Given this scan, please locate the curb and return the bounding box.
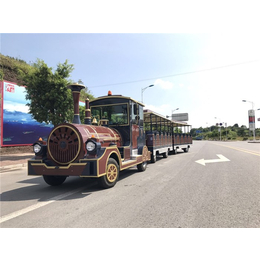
[0,153,33,172]
[0,163,27,172]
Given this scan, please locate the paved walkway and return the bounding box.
[0,153,34,171]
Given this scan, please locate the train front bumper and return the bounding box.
[28,159,98,177]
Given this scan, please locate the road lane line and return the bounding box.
[0,186,88,224]
[212,143,260,156]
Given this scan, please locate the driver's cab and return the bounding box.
[91,103,128,126]
[89,92,145,160]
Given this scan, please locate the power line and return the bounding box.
[88,59,260,88]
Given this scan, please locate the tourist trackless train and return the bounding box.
[28,84,192,188]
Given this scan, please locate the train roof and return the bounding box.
[144,109,191,127]
[90,92,144,107]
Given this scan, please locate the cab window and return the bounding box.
[91,104,128,126]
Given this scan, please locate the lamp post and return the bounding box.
[141,85,154,103]
[171,108,179,120]
[242,100,255,141]
[215,117,223,141]
[242,100,254,109]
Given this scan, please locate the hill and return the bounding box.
[0,54,31,85]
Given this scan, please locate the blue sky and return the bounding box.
[1,33,260,128]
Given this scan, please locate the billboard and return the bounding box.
[0,80,53,146]
[248,109,255,131]
[171,113,189,121]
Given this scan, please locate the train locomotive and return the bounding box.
[28,83,192,188]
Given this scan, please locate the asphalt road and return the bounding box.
[1,141,259,228]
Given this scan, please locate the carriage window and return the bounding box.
[91,104,128,126]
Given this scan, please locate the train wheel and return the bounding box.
[98,158,119,189]
[183,147,189,153]
[137,161,147,172]
[151,154,156,163]
[162,150,169,158]
[43,175,67,186]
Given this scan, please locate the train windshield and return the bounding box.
[91,104,128,126]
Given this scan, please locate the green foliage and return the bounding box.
[0,54,32,84]
[192,124,260,141]
[1,54,96,126]
[0,69,3,80]
[227,130,237,140]
[174,127,183,133]
[21,59,75,126]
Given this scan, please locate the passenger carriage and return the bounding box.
[144,109,192,163]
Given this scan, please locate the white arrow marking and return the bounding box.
[195,154,230,166]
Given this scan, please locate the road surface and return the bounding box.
[1,141,259,228]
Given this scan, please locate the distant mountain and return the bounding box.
[3,109,53,127]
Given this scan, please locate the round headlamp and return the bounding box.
[86,141,96,152]
[33,143,42,154]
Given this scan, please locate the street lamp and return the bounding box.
[171,108,179,120]
[242,100,256,141]
[214,117,224,141]
[141,85,154,103]
[242,100,254,109]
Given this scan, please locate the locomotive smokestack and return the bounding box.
[67,83,85,124]
[84,98,91,125]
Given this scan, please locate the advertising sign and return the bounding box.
[248,109,255,131]
[172,113,189,121]
[1,80,53,146]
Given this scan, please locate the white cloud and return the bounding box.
[144,103,172,118]
[154,79,174,90]
[4,101,29,113]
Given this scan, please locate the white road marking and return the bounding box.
[195,154,230,166]
[0,186,89,224]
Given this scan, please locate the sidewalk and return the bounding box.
[0,153,34,171]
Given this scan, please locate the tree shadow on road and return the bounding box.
[1,155,174,203]
[0,165,145,203]
[0,176,100,203]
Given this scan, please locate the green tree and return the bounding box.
[20,59,74,126]
[0,69,3,81]
[227,130,237,140]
